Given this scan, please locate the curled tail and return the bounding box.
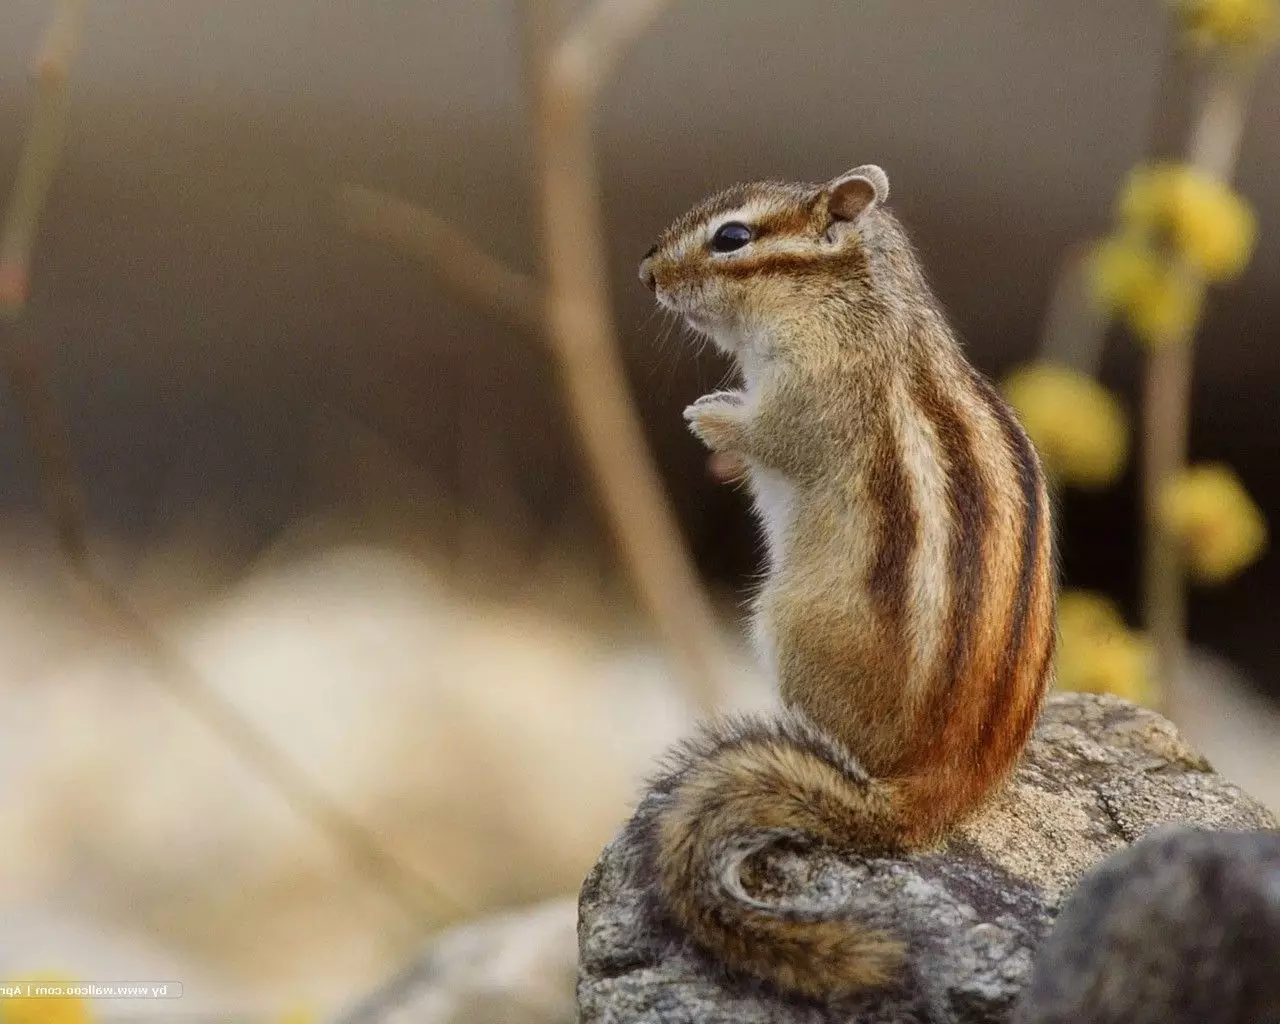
[632,712,909,1001]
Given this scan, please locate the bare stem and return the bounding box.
[338,184,545,331]
[5,325,87,560]
[343,1,735,709]
[1032,20,1186,379]
[71,573,468,933]
[0,0,87,312]
[0,2,461,930]
[1141,282,1200,714]
[1142,62,1252,715]
[1,0,91,553]
[522,0,736,710]
[1035,242,1109,375]
[552,0,674,99]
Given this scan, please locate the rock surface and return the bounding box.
[576,693,1278,1024]
[333,899,577,1024]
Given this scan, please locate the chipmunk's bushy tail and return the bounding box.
[630,712,907,1001]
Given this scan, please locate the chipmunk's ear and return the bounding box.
[825,165,889,224]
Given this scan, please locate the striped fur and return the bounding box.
[625,713,904,1001]
[636,167,1057,998]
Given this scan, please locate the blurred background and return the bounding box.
[0,0,1276,1020]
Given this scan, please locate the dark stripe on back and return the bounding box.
[908,363,989,733]
[864,416,918,641]
[1008,615,1056,754]
[966,365,1049,748]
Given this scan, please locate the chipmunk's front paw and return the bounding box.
[683,391,750,452]
[686,390,745,411]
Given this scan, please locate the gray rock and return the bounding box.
[333,899,577,1024]
[1013,826,1280,1024]
[576,693,1278,1024]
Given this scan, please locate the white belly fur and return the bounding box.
[747,462,797,571]
[746,462,796,677]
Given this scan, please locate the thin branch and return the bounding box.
[337,184,545,331]
[6,326,87,560]
[552,0,674,102]
[1,1,462,931]
[0,0,87,313]
[520,0,571,72]
[1034,242,1109,375]
[1,0,91,559]
[71,573,469,933]
[1142,61,1254,715]
[523,0,738,710]
[1032,20,1187,376]
[346,0,736,709]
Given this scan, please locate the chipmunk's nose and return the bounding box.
[639,244,659,291]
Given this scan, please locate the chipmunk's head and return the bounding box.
[639,165,892,358]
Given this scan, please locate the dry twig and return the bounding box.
[1031,21,1187,379]
[1034,242,1110,376]
[551,0,674,98]
[345,0,738,710]
[339,184,544,330]
[1,0,92,559]
[524,0,736,710]
[0,0,85,310]
[1028,27,1259,717]
[1143,64,1252,710]
[72,576,468,932]
[2,0,460,934]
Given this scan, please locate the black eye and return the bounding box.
[710,222,753,253]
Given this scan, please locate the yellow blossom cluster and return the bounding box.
[1002,363,1129,488]
[1158,463,1268,582]
[1088,236,1201,346]
[1055,590,1155,706]
[1088,164,1257,346]
[1122,164,1258,281]
[0,977,90,1024]
[1171,0,1279,51]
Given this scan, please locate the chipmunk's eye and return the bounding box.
[710,222,753,253]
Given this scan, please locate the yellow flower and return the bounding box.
[1058,589,1126,638]
[1055,589,1156,706]
[1002,364,1129,488]
[278,1007,315,1024]
[1158,463,1268,583]
[1171,0,1279,50]
[1088,234,1163,309]
[0,976,91,1024]
[1123,266,1203,346]
[1087,234,1200,347]
[1120,163,1258,281]
[1174,184,1257,281]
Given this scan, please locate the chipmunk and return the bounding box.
[629,166,1057,1000]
